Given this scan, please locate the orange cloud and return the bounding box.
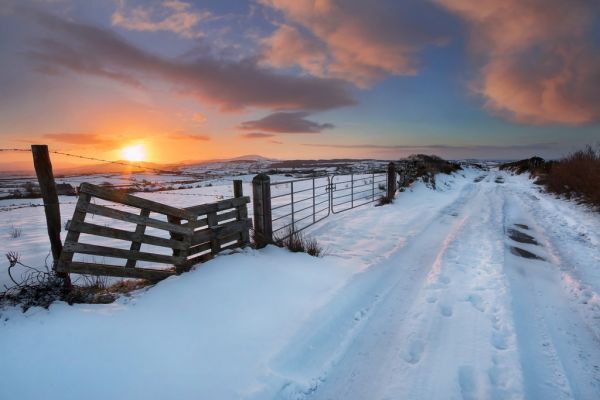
[169,132,210,141]
[43,133,123,149]
[435,0,600,125]
[260,0,449,87]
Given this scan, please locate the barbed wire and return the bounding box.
[0,148,31,152]
[0,148,243,182]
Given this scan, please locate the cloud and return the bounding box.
[238,111,334,133]
[111,0,210,38]
[24,8,356,112]
[191,112,207,123]
[43,133,122,149]
[434,0,600,125]
[240,132,275,139]
[260,24,328,77]
[259,0,450,87]
[169,132,210,141]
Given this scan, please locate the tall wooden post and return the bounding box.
[31,145,71,287]
[387,162,397,200]
[252,173,272,248]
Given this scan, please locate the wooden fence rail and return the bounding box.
[57,181,251,281]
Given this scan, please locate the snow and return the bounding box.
[1,167,600,399]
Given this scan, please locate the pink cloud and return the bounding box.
[240,132,275,139]
[435,0,600,125]
[260,0,449,87]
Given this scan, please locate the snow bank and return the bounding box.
[0,246,350,400]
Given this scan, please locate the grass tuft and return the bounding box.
[274,227,323,257]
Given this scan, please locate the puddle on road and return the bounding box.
[507,228,538,245]
[514,223,530,230]
[510,246,545,261]
[507,224,545,260]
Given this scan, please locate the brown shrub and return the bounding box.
[545,145,600,208]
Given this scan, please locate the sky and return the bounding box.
[1,0,599,166]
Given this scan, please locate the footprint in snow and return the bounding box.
[458,366,479,400]
[491,331,508,350]
[466,294,485,312]
[439,303,453,317]
[426,295,438,304]
[403,339,425,364]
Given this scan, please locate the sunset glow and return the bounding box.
[121,145,146,162]
[0,0,598,168]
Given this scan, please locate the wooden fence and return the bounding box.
[57,181,251,281]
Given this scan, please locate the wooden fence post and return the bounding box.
[387,162,397,200]
[233,180,250,245]
[31,144,71,288]
[252,173,272,248]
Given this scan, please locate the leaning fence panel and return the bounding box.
[57,181,251,281]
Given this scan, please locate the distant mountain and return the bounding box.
[179,154,276,165]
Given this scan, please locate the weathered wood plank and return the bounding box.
[206,211,219,255]
[185,251,213,266]
[82,202,190,235]
[67,220,188,250]
[57,193,91,273]
[126,209,150,268]
[185,196,250,216]
[79,182,195,220]
[187,241,211,256]
[176,212,197,273]
[63,242,182,264]
[58,261,174,281]
[183,210,238,229]
[191,219,253,245]
[233,179,250,245]
[219,232,242,247]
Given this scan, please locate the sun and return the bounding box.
[121,144,146,162]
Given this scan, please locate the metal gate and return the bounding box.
[330,172,387,213]
[270,175,331,239]
[268,171,388,238]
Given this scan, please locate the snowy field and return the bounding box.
[1,167,600,399]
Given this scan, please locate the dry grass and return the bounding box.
[376,195,394,206]
[499,146,600,209]
[274,227,323,257]
[9,226,22,239]
[545,145,600,208]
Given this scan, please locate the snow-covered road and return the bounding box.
[251,171,600,400]
[1,168,599,400]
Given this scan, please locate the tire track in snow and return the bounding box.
[501,176,600,399]
[373,181,523,400]
[244,178,485,399]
